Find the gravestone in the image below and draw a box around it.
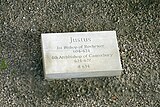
[41,31,123,79]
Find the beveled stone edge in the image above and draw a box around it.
[45,69,123,80]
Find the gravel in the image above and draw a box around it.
[0,0,160,106]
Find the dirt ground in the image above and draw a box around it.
[0,0,159,106]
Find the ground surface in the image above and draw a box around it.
[0,0,160,107]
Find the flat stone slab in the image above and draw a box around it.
[41,31,123,79]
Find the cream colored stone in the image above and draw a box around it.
[41,31,123,79]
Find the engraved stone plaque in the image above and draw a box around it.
[41,31,123,79]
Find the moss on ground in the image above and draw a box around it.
[0,59,7,70]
